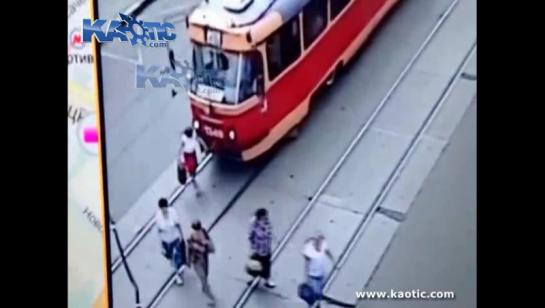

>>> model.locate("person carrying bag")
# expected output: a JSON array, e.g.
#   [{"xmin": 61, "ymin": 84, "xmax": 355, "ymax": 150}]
[
  {"xmin": 178, "ymin": 127, "xmax": 208, "ymax": 196},
  {"xmin": 298, "ymin": 232, "xmax": 335, "ymax": 307},
  {"xmin": 247, "ymin": 208, "xmax": 276, "ymax": 288},
  {"xmin": 187, "ymin": 220, "xmax": 217, "ymax": 307},
  {"xmin": 155, "ymin": 198, "xmax": 186, "ymax": 286}
]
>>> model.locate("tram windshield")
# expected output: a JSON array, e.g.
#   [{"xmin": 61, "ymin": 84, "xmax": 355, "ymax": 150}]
[{"xmin": 191, "ymin": 44, "xmax": 263, "ymax": 105}]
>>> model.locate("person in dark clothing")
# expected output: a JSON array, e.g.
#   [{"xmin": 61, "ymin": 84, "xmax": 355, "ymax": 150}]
[
  {"xmin": 159, "ymin": 46, "xmax": 185, "ymax": 98},
  {"xmin": 168, "ymin": 48, "xmax": 180, "ymax": 97},
  {"xmin": 187, "ymin": 220, "xmax": 216, "ymax": 306}
]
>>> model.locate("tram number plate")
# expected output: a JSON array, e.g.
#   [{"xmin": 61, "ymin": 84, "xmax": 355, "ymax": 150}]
[{"xmin": 203, "ymin": 125, "xmax": 224, "ymax": 139}]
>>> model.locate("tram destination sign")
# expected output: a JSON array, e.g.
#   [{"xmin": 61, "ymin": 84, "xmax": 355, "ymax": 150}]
[{"xmin": 196, "ymin": 84, "xmax": 224, "ymax": 102}]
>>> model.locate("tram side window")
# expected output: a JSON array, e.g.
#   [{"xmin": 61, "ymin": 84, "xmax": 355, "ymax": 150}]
[
  {"xmin": 238, "ymin": 51, "xmax": 264, "ymax": 102},
  {"xmin": 303, "ymin": 0, "xmax": 328, "ymax": 49},
  {"xmin": 331, "ymin": 0, "xmax": 351, "ymax": 19},
  {"xmin": 266, "ymin": 17, "xmax": 301, "ymax": 81}
]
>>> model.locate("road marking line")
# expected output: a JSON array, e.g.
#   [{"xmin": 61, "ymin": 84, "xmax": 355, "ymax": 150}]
[
  {"xmin": 137, "ymin": 47, "xmax": 143, "ymax": 65},
  {"xmin": 102, "ymin": 51, "xmax": 139, "ymax": 65},
  {"xmin": 123, "ymin": 0, "xmax": 146, "ymax": 16},
  {"xmin": 371, "ymin": 127, "xmax": 407, "ymax": 138},
  {"xmin": 319, "ymin": 194, "xmax": 345, "ymax": 207}
]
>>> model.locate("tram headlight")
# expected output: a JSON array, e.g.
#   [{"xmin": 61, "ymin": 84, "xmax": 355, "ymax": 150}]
[
  {"xmin": 228, "ymin": 129, "xmax": 236, "ymax": 140},
  {"xmin": 193, "ymin": 119, "xmax": 200, "ymax": 130}
]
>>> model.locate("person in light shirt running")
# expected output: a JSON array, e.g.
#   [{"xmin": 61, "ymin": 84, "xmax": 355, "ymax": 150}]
[
  {"xmin": 302, "ymin": 232, "xmax": 335, "ymax": 306},
  {"xmin": 179, "ymin": 127, "xmax": 208, "ymax": 197},
  {"xmin": 156, "ymin": 198, "xmax": 186, "ymax": 285}
]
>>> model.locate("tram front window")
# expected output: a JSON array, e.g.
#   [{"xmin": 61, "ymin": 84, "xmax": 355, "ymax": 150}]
[{"xmin": 191, "ymin": 44, "xmax": 263, "ymax": 105}]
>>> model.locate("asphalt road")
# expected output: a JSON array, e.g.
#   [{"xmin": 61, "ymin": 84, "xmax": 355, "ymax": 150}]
[
  {"xmin": 98, "ymin": 0, "xmax": 201, "ymax": 219},
  {"xmin": 358, "ymin": 98, "xmax": 476, "ymax": 308}
]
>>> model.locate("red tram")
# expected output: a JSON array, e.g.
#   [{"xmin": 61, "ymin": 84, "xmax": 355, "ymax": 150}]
[{"xmin": 186, "ymin": 0, "xmax": 399, "ymax": 160}]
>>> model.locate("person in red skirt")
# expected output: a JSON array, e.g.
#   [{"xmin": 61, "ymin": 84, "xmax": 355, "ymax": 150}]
[{"xmin": 179, "ymin": 127, "xmax": 207, "ymax": 196}]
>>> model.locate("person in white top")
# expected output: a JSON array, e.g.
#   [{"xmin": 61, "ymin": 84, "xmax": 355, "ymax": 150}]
[
  {"xmin": 179, "ymin": 127, "xmax": 208, "ymax": 197},
  {"xmin": 302, "ymin": 232, "xmax": 335, "ymax": 306},
  {"xmin": 156, "ymin": 198, "xmax": 186, "ymax": 285}
]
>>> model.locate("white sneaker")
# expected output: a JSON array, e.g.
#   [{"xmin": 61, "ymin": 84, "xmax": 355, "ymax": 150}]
[
  {"xmin": 264, "ymin": 280, "xmax": 276, "ymax": 288},
  {"xmin": 175, "ymin": 275, "xmax": 184, "ymax": 286}
]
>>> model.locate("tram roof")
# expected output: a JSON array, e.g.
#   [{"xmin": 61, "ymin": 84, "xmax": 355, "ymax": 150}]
[{"xmin": 196, "ymin": 0, "xmax": 311, "ymax": 27}]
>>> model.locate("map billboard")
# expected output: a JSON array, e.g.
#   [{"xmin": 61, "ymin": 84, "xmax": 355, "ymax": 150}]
[{"xmin": 68, "ymin": 0, "xmax": 110, "ymax": 307}]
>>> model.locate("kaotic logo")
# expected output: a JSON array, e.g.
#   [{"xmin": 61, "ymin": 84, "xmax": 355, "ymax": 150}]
[
  {"xmin": 135, "ymin": 63, "xmax": 226, "ymax": 89},
  {"xmin": 82, "ymin": 13, "xmax": 176, "ymax": 47},
  {"xmin": 136, "ymin": 65, "xmax": 190, "ymax": 89},
  {"xmin": 69, "ymin": 28, "xmax": 85, "ymax": 50}
]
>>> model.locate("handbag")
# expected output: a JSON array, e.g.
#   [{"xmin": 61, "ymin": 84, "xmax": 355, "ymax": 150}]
[
  {"xmin": 207, "ymin": 240, "xmax": 215, "ymax": 254},
  {"xmin": 178, "ymin": 239, "xmax": 187, "ymax": 266},
  {"xmin": 202, "ymin": 229, "xmax": 215, "ymax": 254},
  {"xmin": 245, "ymin": 258, "xmax": 263, "ymax": 277},
  {"xmin": 161, "ymin": 245, "xmax": 171, "ymax": 260},
  {"xmin": 177, "ymin": 163, "xmax": 187, "ymax": 185},
  {"xmin": 298, "ymin": 282, "xmax": 318, "ymax": 305}
]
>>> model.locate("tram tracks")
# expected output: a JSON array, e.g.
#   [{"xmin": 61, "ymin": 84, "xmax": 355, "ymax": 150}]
[
  {"xmin": 111, "ymin": 149, "xmax": 273, "ymax": 278},
  {"xmin": 232, "ymin": 0, "xmax": 463, "ymax": 306},
  {"xmin": 110, "ymin": 148, "xmax": 271, "ymax": 307},
  {"xmin": 118, "ymin": 0, "xmax": 465, "ymax": 305},
  {"xmin": 145, "ymin": 155, "xmax": 272, "ymax": 308},
  {"xmin": 111, "ymin": 153, "xmax": 214, "ymax": 273},
  {"xmin": 317, "ymin": 42, "xmax": 476, "ymax": 308}
]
